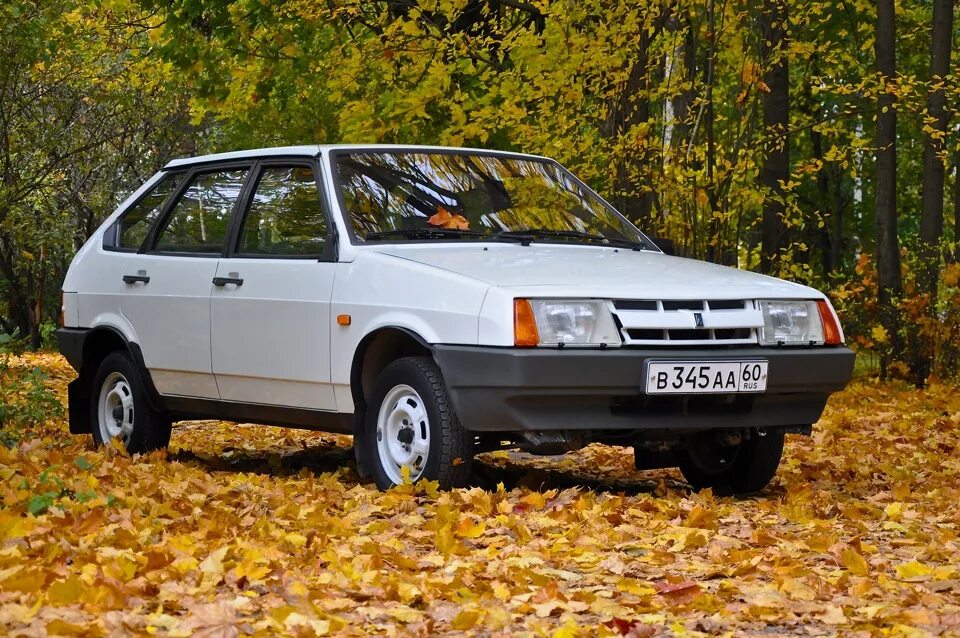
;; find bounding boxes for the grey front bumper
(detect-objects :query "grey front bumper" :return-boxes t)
[432,345,856,433]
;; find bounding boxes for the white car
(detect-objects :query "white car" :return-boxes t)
[57,145,855,493]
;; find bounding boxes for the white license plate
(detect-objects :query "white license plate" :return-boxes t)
[645,360,768,394]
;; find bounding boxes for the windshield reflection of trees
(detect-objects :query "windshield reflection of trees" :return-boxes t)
[338,152,639,241]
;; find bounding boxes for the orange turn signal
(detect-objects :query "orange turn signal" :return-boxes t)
[337,314,352,326]
[816,300,842,345]
[513,299,540,347]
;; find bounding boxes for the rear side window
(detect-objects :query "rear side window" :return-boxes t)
[110,172,185,250]
[152,169,248,254]
[236,166,328,257]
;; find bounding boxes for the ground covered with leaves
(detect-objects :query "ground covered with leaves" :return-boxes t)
[0,353,959,636]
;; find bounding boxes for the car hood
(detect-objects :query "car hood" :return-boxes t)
[366,243,824,300]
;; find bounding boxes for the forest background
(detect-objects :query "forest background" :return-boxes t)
[1,0,959,384]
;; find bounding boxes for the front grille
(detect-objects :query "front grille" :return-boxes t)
[707,299,746,310]
[613,299,761,346]
[661,300,704,311]
[714,328,751,340]
[615,300,658,311]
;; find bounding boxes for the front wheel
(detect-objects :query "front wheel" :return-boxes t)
[90,351,170,454]
[677,428,785,495]
[363,357,473,490]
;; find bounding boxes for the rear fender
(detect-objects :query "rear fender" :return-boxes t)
[67,325,163,433]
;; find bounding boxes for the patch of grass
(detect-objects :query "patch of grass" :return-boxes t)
[0,351,64,436]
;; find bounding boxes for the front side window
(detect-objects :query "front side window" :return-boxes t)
[236,166,328,257]
[153,169,248,254]
[334,151,652,248]
[112,172,185,250]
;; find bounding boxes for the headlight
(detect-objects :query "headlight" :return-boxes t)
[758,300,824,345]
[514,299,621,347]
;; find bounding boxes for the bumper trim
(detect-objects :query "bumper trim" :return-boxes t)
[433,345,855,432]
[56,327,88,372]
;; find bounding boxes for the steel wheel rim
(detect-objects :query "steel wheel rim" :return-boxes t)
[97,372,134,444]
[376,384,430,484]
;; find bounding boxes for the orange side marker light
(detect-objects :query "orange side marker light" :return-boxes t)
[337,314,352,326]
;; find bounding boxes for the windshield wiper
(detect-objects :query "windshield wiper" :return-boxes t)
[364,227,648,249]
[490,229,648,250]
[366,228,486,241]
[365,228,528,243]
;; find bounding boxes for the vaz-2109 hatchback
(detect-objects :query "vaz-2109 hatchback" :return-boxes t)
[57,145,855,493]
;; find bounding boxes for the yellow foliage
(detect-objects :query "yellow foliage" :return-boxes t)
[841,547,870,577]
[896,561,934,582]
[0,354,958,635]
[871,324,889,344]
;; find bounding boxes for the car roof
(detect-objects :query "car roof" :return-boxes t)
[162,144,552,170]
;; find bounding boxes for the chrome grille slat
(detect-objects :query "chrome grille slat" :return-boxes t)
[613,299,760,346]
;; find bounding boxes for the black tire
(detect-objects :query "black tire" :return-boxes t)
[90,351,171,454]
[677,428,785,495]
[363,356,473,490]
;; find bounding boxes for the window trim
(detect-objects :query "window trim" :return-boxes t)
[225,158,338,262]
[140,161,256,258]
[327,146,657,251]
[102,170,188,253]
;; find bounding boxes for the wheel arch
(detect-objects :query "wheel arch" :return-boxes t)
[69,326,164,434]
[350,326,433,412]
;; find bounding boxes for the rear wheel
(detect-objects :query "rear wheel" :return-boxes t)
[677,428,784,495]
[90,351,170,454]
[364,357,473,490]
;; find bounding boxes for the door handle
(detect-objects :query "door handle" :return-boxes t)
[122,274,150,284]
[212,276,244,287]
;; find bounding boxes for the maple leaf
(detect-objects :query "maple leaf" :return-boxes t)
[427,205,470,230]
[654,578,702,604]
[604,618,656,637]
[896,561,934,582]
[841,547,870,576]
[176,601,242,638]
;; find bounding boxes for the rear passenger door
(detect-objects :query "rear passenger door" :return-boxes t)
[210,160,338,410]
[120,164,252,399]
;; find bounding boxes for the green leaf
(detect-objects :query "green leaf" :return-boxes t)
[27,492,57,516]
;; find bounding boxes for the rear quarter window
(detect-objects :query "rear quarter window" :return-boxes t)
[105,172,185,251]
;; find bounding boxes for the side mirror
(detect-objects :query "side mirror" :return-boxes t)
[649,236,675,256]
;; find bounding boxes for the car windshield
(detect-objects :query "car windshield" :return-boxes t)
[334,150,653,249]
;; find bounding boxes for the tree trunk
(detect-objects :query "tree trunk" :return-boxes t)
[801,53,837,275]
[919,0,954,256]
[874,0,903,376]
[758,0,790,274]
[0,238,33,341]
[955,149,960,256]
[913,0,953,383]
[704,0,723,263]
[830,164,845,272]
[610,24,656,230]
[668,14,696,154]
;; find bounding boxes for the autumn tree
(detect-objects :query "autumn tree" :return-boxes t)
[909,0,954,382]
[0,0,957,377]
[873,0,903,374]
[758,0,789,274]
[918,0,954,267]
[0,0,194,347]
